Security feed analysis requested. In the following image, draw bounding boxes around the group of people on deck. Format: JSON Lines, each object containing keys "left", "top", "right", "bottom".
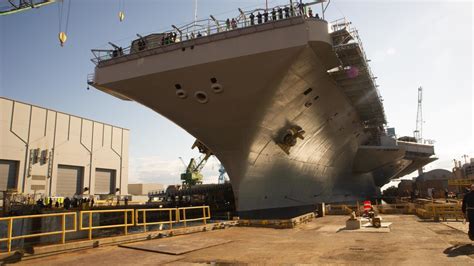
{"left": 248, "top": 4, "right": 319, "bottom": 26}
{"left": 114, "top": 2, "right": 321, "bottom": 58}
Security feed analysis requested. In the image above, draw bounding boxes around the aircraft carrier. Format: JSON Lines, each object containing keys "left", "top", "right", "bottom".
{"left": 88, "top": 3, "right": 436, "bottom": 218}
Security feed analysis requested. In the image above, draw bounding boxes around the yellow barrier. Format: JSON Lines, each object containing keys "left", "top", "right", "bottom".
{"left": 1, "top": 206, "right": 211, "bottom": 254}
{"left": 448, "top": 178, "right": 474, "bottom": 186}
{"left": 325, "top": 204, "right": 356, "bottom": 215}
{"left": 79, "top": 209, "right": 134, "bottom": 240}
{"left": 376, "top": 203, "right": 416, "bottom": 214}
{"left": 421, "top": 203, "right": 463, "bottom": 221}
{"left": 178, "top": 206, "right": 211, "bottom": 227}
{"left": 0, "top": 212, "right": 77, "bottom": 254}
{"left": 135, "top": 208, "right": 177, "bottom": 232}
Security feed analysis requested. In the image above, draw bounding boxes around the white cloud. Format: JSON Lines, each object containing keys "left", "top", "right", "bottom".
{"left": 386, "top": 47, "right": 396, "bottom": 55}
{"left": 129, "top": 156, "right": 182, "bottom": 185}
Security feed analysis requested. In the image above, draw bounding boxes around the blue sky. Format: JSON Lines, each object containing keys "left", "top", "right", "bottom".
{"left": 1, "top": 0, "right": 472, "bottom": 187}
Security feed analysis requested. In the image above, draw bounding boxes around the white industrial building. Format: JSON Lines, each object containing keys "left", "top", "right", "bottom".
{"left": 0, "top": 97, "right": 129, "bottom": 197}
{"left": 128, "top": 183, "right": 164, "bottom": 196}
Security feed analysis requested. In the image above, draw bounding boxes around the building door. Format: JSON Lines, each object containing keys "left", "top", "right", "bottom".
{"left": 95, "top": 168, "right": 116, "bottom": 195}
{"left": 0, "top": 160, "right": 19, "bottom": 192}
{"left": 56, "top": 165, "right": 83, "bottom": 196}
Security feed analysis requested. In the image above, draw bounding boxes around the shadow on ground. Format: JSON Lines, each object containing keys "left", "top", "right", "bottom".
{"left": 444, "top": 244, "right": 474, "bottom": 257}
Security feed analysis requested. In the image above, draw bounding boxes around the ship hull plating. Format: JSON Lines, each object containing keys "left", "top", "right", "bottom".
{"left": 94, "top": 19, "right": 385, "bottom": 218}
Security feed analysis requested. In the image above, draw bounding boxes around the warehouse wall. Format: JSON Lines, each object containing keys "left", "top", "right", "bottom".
{"left": 128, "top": 183, "right": 164, "bottom": 195}
{"left": 0, "top": 97, "right": 129, "bottom": 196}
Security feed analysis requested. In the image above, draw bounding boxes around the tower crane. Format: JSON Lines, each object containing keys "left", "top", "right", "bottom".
{"left": 0, "top": 0, "right": 55, "bottom": 16}
{"left": 218, "top": 164, "right": 227, "bottom": 184}
{"left": 413, "top": 86, "right": 423, "bottom": 143}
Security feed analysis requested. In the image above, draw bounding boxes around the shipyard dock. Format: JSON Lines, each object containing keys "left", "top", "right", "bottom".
{"left": 11, "top": 214, "right": 474, "bottom": 265}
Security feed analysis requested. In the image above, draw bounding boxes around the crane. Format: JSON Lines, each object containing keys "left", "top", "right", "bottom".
{"left": 179, "top": 140, "right": 213, "bottom": 187}
{"left": 218, "top": 164, "right": 227, "bottom": 184}
{"left": 413, "top": 86, "right": 423, "bottom": 143}
{"left": 0, "top": 0, "right": 55, "bottom": 16}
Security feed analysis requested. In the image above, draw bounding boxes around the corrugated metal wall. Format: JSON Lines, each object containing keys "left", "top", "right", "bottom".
{"left": 94, "top": 168, "right": 116, "bottom": 194}
{"left": 56, "top": 165, "right": 83, "bottom": 196}
{"left": 0, "top": 97, "right": 129, "bottom": 196}
{"left": 0, "top": 159, "right": 18, "bottom": 191}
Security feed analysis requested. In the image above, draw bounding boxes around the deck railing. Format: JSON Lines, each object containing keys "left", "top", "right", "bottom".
{"left": 90, "top": 2, "right": 323, "bottom": 65}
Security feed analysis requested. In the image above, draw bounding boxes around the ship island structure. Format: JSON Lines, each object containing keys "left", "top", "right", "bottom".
{"left": 88, "top": 2, "right": 436, "bottom": 218}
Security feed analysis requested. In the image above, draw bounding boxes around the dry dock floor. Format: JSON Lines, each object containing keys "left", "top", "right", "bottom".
{"left": 19, "top": 215, "right": 474, "bottom": 265}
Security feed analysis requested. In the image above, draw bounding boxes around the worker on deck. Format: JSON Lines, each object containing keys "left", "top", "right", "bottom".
{"left": 462, "top": 184, "right": 474, "bottom": 240}
{"left": 249, "top": 13, "right": 255, "bottom": 25}
{"left": 271, "top": 8, "right": 277, "bottom": 21}
{"left": 278, "top": 7, "right": 283, "bottom": 20}
{"left": 263, "top": 10, "right": 269, "bottom": 22}
{"left": 297, "top": 2, "right": 305, "bottom": 16}
{"left": 284, "top": 6, "right": 290, "bottom": 18}
{"left": 257, "top": 12, "right": 263, "bottom": 24}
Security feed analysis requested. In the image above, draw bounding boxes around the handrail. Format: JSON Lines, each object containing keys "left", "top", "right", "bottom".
{"left": 329, "top": 17, "right": 385, "bottom": 122}
{"left": 0, "top": 206, "right": 212, "bottom": 254}
{"left": 0, "top": 212, "right": 77, "bottom": 254}
{"left": 90, "top": 1, "right": 317, "bottom": 65}
{"left": 79, "top": 209, "right": 134, "bottom": 240}
{"left": 135, "top": 208, "right": 177, "bottom": 232}
{"left": 178, "top": 206, "right": 211, "bottom": 227}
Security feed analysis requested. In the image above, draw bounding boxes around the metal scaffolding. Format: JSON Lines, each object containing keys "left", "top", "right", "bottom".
{"left": 329, "top": 18, "right": 386, "bottom": 127}
{"left": 0, "top": 0, "right": 55, "bottom": 16}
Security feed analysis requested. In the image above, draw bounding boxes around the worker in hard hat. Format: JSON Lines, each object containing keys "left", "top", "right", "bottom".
{"left": 462, "top": 184, "right": 474, "bottom": 240}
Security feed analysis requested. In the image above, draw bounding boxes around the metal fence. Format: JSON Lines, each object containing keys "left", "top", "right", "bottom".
{"left": 0, "top": 205, "right": 211, "bottom": 254}
{"left": 0, "top": 212, "right": 77, "bottom": 254}
{"left": 135, "top": 208, "right": 177, "bottom": 232}
{"left": 178, "top": 206, "right": 211, "bottom": 227}
{"left": 79, "top": 209, "right": 134, "bottom": 240}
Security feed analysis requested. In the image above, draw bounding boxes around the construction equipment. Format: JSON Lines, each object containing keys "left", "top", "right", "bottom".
{"left": 179, "top": 140, "right": 213, "bottom": 187}
{"left": 218, "top": 164, "right": 227, "bottom": 184}
{"left": 0, "top": 0, "right": 55, "bottom": 16}
{"left": 413, "top": 86, "right": 423, "bottom": 143}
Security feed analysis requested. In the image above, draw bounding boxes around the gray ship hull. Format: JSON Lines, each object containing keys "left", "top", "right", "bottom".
{"left": 91, "top": 18, "right": 435, "bottom": 218}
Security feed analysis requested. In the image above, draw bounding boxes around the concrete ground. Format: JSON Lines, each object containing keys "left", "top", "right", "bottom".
{"left": 19, "top": 215, "right": 474, "bottom": 265}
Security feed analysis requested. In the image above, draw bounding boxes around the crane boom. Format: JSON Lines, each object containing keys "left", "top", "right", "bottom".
{"left": 1, "top": 0, "right": 55, "bottom": 16}
{"left": 414, "top": 86, "right": 423, "bottom": 143}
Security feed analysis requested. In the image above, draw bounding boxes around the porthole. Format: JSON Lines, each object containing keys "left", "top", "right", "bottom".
{"left": 304, "top": 101, "right": 312, "bottom": 108}
{"left": 211, "top": 83, "right": 224, "bottom": 94}
{"left": 195, "top": 91, "right": 209, "bottom": 104}
{"left": 176, "top": 89, "right": 187, "bottom": 99}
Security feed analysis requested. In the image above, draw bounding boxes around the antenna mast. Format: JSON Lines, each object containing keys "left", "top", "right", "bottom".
{"left": 414, "top": 86, "right": 423, "bottom": 143}
{"left": 194, "top": 0, "right": 198, "bottom": 26}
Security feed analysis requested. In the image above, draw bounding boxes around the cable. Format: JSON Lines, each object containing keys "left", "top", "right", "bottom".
{"left": 331, "top": 0, "right": 346, "bottom": 19}
{"left": 57, "top": 0, "right": 63, "bottom": 33}
{"left": 65, "top": 0, "right": 72, "bottom": 34}
{"left": 96, "top": 0, "right": 288, "bottom": 48}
